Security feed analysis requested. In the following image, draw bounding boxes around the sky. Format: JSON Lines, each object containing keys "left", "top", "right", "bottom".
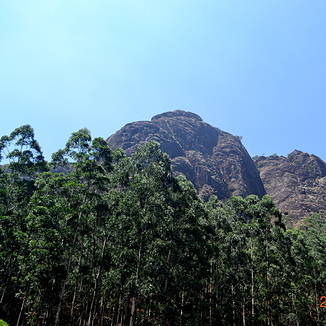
{"left": 1, "top": 0, "right": 326, "bottom": 162}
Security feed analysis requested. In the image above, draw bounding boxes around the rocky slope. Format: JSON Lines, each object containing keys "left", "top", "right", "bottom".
{"left": 254, "top": 150, "right": 326, "bottom": 223}
{"left": 107, "top": 110, "right": 266, "bottom": 200}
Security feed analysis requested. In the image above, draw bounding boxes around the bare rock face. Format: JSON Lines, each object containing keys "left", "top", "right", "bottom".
{"left": 254, "top": 150, "right": 326, "bottom": 223}
{"left": 107, "top": 110, "right": 266, "bottom": 200}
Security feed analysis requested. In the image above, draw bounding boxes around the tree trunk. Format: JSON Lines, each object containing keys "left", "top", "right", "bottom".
{"left": 164, "top": 249, "right": 171, "bottom": 294}
{"left": 16, "top": 297, "right": 25, "bottom": 326}
{"left": 313, "top": 267, "right": 320, "bottom": 323}
{"left": 70, "top": 255, "right": 82, "bottom": 320}
{"left": 209, "top": 260, "right": 213, "bottom": 326}
{"left": 54, "top": 232, "right": 77, "bottom": 326}
{"left": 129, "top": 242, "right": 142, "bottom": 326}
{"left": 0, "top": 289, "right": 4, "bottom": 304}
{"left": 242, "top": 297, "right": 246, "bottom": 326}
{"left": 250, "top": 242, "right": 255, "bottom": 325}
{"left": 87, "top": 239, "right": 107, "bottom": 326}
{"left": 231, "top": 284, "right": 236, "bottom": 326}
{"left": 129, "top": 296, "right": 137, "bottom": 326}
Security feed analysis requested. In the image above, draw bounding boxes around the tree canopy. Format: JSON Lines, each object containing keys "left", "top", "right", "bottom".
{"left": 0, "top": 126, "right": 325, "bottom": 325}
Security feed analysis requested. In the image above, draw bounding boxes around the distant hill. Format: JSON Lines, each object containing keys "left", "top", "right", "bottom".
{"left": 107, "top": 110, "right": 266, "bottom": 200}
{"left": 254, "top": 150, "right": 326, "bottom": 223}
{"left": 107, "top": 110, "right": 326, "bottom": 222}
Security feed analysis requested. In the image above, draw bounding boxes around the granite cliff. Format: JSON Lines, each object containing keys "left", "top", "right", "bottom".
{"left": 107, "top": 110, "right": 266, "bottom": 200}
{"left": 107, "top": 111, "right": 326, "bottom": 221}
{"left": 254, "top": 151, "right": 326, "bottom": 223}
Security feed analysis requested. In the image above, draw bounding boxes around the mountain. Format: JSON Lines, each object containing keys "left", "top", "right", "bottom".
{"left": 106, "top": 110, "right": 326, "bottom": 221}
{"left": 254, "top": 150, "right": 326, "bottom": 223}
{"left": 107, "top": 110, "right": 266, "bottom": 200}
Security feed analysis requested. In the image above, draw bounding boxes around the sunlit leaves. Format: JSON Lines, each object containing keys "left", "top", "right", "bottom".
{"left": 0, "top": 125, "right": 47, "bottom": 175}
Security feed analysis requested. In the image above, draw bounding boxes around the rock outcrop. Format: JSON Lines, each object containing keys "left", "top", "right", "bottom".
{"left": 107, "top": 110, "right": 266, "bottom": 200}
{"left": 254, "top": 150, "right": 326, "bottom": 223}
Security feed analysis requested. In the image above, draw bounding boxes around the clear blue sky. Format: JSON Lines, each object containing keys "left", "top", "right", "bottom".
{"left": 1, "top": 1, "right": 326, "bottom": 162}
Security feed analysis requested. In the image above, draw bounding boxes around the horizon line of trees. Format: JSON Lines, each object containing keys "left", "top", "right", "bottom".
{"left": 1, "top": 125, "right": 326, "bottom": 326}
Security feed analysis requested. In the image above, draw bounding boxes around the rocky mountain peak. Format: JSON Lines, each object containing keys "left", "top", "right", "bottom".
{"left": 254, "top": 150, "right": 326, "bottom": 223}
{"left": 106, "top": 111, "right": 326, "bottom": 221}
{"left": 107, "top": 111, "right": 266, "bottom": 201}
{"left": 151, "top": 110, "right": 203, "bottom": 122}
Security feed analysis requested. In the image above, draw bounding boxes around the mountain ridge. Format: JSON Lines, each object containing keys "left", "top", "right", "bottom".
{"left": 254, "top": 150, "right": 326, "bottom": 222}
{"left": 107, "top": 110, "right": 266, "bottom": 201}
{"left": 106, "top": 110, "right": 326, "bottom": 222}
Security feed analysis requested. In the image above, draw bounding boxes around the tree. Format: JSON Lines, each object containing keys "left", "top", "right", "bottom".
{"left": 0, "top": 125, "right": 48, "bottom": 325}
{"left": 0, "top": 124, "right": 47, "bottom": 175}
{"left": 108, "top": 142, "right": 209, "bottom": 325}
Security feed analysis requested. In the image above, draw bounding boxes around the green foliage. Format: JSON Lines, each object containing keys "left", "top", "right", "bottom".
{"left": 308, "top": 164, "right": 315, "bottom": 174}
{"left": 0, "top": 320, "right": 9, "bottom": 326}
{"left": 0, "top": 124, "right": 48, "bottom": 175}
{"left": 1, "top": 125, "right": 326, "bottom": 325}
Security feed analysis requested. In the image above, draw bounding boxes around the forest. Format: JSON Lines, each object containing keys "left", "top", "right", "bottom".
{"left": 1, "top": 125, "right": 326, "bottom": 326}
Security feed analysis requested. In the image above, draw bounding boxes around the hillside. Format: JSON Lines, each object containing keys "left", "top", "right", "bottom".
{"left": 107, "top": 110, "right": 326, "bottom": 222}
{"left": 254, "top": 150, "right": 326, "bottom": 222}
{"left": 107, "top": 110, "right": 266, "bottom": 200}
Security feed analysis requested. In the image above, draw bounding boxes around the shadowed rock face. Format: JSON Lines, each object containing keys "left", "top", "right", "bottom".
{"left": 254, "top": 150, "right": 326, "bottom": 223}
{"left": 107, "top": 110, "right": 266, "bottom": 200}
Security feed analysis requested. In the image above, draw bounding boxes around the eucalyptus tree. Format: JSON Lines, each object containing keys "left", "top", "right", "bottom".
{"left": 23, "top": 171, "right": 111, "bottom": 325}
{"left": 0, "top": 124, "right": 48, "bottom": 218}
{"left": 290, "top": 213, "right": 326, "bottom": 324}
{"left": 162, "top": 174, "right": 209, "bottom": 325}
{"left": 209, "top": 195, "right": 252, "bottom": 325}
{"left": 2, "top": 125, "right": 319, "bottom": 325}
{"left": 243, "top": 195, "right": 281, "bottom": 325}
{"left": 108, "top": 141, "right": 209, "bottom": 326}
{"left": 9, "top": 128, "right": 116, "bottom": 325}
{"left": 0, "top": 124, "right": 47, "bottom": 175}
{"left": 204, "top": 195, "right": 225, "bottom": 325}
{"left": 107, "top": 141, "right": 176, "bottom": 325}
{"left": 50, "top": 128, "right": 115, "bottom": 325}
{"left": 205, "top": 194, "right": 293, "bottom": 326}
{"left": 0, "top": 125, "right": 48, "bottom": 325}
